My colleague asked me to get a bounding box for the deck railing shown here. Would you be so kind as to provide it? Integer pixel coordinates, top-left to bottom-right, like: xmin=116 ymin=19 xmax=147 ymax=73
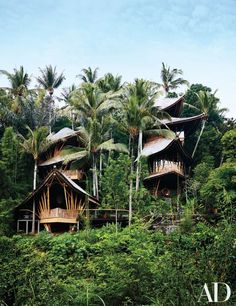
xmin=39 ymin=208 xmax=129 ymax=221
xmin=81 ymin=209 xmax=129 ymax=220
xmin=152 ymin=161 xmax=184 ymax=176
xmin=40 ymin=208 xmax=78 ymax=219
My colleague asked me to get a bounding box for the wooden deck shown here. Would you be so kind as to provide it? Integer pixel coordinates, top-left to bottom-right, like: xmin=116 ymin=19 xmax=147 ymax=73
xmin=17 ymin=208 xmax=129 ymax=233
xmin=40 ymin=208 xmax=78 ymax=223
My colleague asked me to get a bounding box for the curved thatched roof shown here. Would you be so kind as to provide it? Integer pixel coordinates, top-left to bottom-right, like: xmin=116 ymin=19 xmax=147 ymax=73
xmin=141 ymin=137 xmax=192 ymax=165
xmin=161 ymin=113 xmax=205 ymax=135
xmin=47 ymin=127 xmax=79 ymax=143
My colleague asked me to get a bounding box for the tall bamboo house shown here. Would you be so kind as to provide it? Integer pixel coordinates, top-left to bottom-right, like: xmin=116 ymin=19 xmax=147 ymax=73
xmin=142 ymin=96 xmax=205 ymax=197
xmin=16 ymin=128 xmax=129 ymax=234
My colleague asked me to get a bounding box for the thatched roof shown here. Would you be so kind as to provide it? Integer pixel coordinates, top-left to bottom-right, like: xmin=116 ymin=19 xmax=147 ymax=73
xmin=47 ymin=127 xmax=79 ymax=143
xmin=141 ymin=138 xmax=173 ymax=157
xmin=154 ymin=95 xmax=184 ymax=110
xmin=161 ymin=113 xmax=205 ymax=135
xmin=141 ymin=137 xmax=192 ymax=164
xmin=39 ymin=155 xmax=66 ymax=166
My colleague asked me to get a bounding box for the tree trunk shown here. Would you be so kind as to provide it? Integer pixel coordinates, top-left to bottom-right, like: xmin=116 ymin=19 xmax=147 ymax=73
xmin=129 ymin=137 xmax=134 ymax=226
xmin=191 ymin=120 xmax=206 ymax=158
xmin=135 ymin=129 xmax=142 ymax=191
xmin=32 ymin=160 xmax=37 ymax=234
xmin=92 ymin=154 xmax=99 ymax=199
xmin=48 ymin=95 xmax=54 ymax=134
xmin=92 ymin=154 xmax=96 ymax=197
xmin=99 ymin=151 xmax=102 ymax=188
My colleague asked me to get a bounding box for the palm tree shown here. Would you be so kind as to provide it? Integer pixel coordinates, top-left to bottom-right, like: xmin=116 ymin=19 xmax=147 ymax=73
xmin=191 ymin=90 xmax=218 ymax=158
xmin=36 ymin=65 xmax=65 ymax=96
xmin=122 ymin=79 xmax=173 ymax=189
xmin=120 ymin=79 xmax=174 ymax=224
xmin=160 ymin=62 xmax=189 ymax=95
xmin=0 ymin=66 xmax=31 ymax=97
xmin=61 ymin=84 xmax=77 ymax=103
xmin=69 ymin=82 xmax=122 ymax=124
xmin=97 ymin=73 xmax=123 ymax=93
xmin=61 ymin=118 xmax=128 ymax=199
xmin=36 ymin=65 xmax=65 ymax=133
xmin=18 ymin=126 xmax=49 ymax=233
xmin=78 ymin=67 xmax=99 ymax=83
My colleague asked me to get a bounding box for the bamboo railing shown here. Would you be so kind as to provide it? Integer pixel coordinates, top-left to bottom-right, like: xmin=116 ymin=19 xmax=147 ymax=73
xmin=152 ymin=160 xmax=184 ymax=176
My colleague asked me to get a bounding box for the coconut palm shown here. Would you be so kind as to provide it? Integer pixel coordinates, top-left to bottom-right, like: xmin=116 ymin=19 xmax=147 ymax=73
xmin=78 ymin=67 xmax=99 ymax=83
xmin=122 ymin=79 xmax=173 ymax=188
xmin=191 ymin=90 xmax=218 ymax=158
xmin=61 ymin=118 xmax=128 ymax=199
xmin=36 ymin=65 xmax=65 ymax=133
xmin=97 ymin=73 xmax=123 ymax=93
xmin=69 ymin=82 xmax=122 ymax=124
xmin=120 ymin=79 xmax=174 ymax=224
xmin=0 ymin=66 xmax=31 ymax=97
xmin=160 ymin=62 xmax=189 ymax=95
xmin=18 ymin=126 xmax=49 ymax=233
xmin=61 ymin=84 xmax=77 ymax=104
xmin=36 ymin=65 xmax=65 ymax=96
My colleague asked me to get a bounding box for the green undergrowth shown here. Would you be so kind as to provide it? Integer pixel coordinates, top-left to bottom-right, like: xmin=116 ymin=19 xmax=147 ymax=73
xmin=0 ymin=221 xmax=236 ymax=305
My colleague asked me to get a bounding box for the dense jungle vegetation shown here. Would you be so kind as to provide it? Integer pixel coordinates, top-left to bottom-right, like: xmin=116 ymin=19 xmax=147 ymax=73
xmin=0 ymin=64 xmax=236 ymax=305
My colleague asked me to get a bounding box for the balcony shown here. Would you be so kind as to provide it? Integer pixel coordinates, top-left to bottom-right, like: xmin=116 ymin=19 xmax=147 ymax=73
xmin=151 ymin=161 xmax=184 ymax=176
xmin=61 ymin=169 xmax=84 ymax=180
xmin=39 ymin=208 xmax=129 ymax=224
xmin=40 ymin=208 xmax=78 ymax=223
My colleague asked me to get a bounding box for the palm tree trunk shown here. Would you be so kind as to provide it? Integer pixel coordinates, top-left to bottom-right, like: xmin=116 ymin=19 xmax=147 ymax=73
xmin=92 ymin=154 xmax=96 ymax=197
xmin=32 ymin=160 xmax=37 ymax=234
xmin=92 ymin=153 xmax=99 ymax=199
xmin=99 ymin=151 xmax=102 ymax=185
xmin=95 ymin=163 xmax=99 ymax=200
xmin=135 ymin=129 xmax=142 ymax=191
xmin=191 ymin=120 xmax=206 ymax=158
xmin=129 ymin=136 xmax=134 ymax=226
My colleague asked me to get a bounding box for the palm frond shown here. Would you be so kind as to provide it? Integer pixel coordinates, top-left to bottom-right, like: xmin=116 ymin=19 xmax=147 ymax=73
xmin=97 ymin=139 xmax=129 ymax=153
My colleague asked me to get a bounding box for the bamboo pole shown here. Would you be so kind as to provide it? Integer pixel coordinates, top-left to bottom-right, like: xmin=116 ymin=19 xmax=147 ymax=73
xmin=64 ymin=185 xmax=69 ymax=210
xmin=47 ymin=186 xmax=50 ymax=211
xmin=155 ymin=179 xmax=160 ymax=196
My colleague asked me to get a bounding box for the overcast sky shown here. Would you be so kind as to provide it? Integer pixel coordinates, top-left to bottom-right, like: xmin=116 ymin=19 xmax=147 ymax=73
xmin=1 ymin=0 xmax=236 ymax=117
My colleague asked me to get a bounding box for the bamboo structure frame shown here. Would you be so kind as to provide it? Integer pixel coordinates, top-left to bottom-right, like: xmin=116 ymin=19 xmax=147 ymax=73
xmin=38 ymin=189 xmax=50 ymax=219
xmin=38 ymin=180 xmax=86 ymax=221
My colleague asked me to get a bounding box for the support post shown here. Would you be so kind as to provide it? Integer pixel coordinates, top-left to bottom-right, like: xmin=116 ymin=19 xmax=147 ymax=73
xmin=26 ymin=220 xmax=29 ymax=235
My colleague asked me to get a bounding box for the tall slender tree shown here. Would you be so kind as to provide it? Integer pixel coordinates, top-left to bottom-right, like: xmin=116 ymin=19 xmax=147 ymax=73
xmin=36 ymin=65 xmax=65 ymax=133
xmin=97 ymin=73 xmax=123 ymax=93
xmin=191 ymin=90 xmax=216 ymax=158
xmin=0 ymin=66 xmax=31 ymax=97
xmin=61 ymin=118 xmax=128 ymax=199
xmin=78 ymin=67 xmax=99 ymax=83
xmin=36 ymin=65 xmax=65 ymax=96
xmin=18 ymin=126 xmax=49 ymax=233
xmin=120 ymin=79 xmax=174 ymax=224
xmin=160 ymin=62 xmax=189 ymax=95
xmin=69 ymin=82 xmax=121 ymax=125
